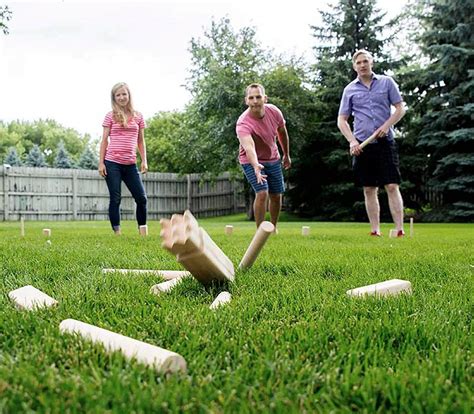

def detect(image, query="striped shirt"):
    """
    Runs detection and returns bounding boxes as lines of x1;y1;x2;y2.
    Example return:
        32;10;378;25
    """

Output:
102;111;146;165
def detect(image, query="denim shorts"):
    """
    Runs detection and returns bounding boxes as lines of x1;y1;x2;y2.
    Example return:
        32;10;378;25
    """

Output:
241;160;285;194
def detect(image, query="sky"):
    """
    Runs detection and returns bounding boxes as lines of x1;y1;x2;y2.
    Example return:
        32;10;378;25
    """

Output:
1;0;407;141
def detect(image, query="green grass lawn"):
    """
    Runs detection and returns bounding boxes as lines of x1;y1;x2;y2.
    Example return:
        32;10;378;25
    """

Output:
0;217;472;413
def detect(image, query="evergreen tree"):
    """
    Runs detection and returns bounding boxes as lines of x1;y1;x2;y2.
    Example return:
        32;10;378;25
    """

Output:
54;140;73;168
26;144;47;167
403;0;474;221
290;0;399;220
3;147;22;166
77;146;98;170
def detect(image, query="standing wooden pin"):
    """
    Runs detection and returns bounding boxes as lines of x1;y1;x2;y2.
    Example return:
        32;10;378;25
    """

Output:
225;225;233;235
139;224;148;236
410;217;414;237
20;217;25;237
301;226;310;236
43;228;51;237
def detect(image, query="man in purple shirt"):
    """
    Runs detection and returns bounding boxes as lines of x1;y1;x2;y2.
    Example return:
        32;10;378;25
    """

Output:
337;50;406;236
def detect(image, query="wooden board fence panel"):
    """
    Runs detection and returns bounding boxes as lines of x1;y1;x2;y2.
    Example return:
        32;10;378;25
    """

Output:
0;165;245;221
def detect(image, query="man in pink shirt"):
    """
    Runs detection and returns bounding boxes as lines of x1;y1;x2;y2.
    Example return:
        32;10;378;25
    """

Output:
236;83;291;229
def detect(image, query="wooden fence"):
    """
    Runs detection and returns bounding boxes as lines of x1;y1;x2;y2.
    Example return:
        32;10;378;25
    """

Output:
0;165;245;221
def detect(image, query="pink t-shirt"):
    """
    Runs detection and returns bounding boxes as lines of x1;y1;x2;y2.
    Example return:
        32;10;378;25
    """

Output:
102;111;146;165
235;104;285;164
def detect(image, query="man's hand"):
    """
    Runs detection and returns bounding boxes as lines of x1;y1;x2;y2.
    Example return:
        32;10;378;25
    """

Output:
282;154;292;170
254;163;267;184
350;141;362;156
375;124;390;138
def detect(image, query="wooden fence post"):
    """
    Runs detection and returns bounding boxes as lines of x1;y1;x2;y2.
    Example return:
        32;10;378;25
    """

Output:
187;174;193;212
3;165;9;221
72;170;78;220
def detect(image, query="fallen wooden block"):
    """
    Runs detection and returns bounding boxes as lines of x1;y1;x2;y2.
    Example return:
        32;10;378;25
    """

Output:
102;269;189;280
301;226;310;236
209;291;231;310
9;285;58;310
239;221;274;270
389;229;397;238
59;319;186;374
346;279;412;297
225;225;233;235
43;228;51;236
160;210;235;284
150;274;188;295
139;225;148;236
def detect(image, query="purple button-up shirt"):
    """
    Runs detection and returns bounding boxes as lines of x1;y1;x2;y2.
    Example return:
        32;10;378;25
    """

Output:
338;73;403;142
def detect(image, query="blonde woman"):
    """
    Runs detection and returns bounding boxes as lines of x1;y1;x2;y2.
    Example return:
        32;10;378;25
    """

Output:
99;82;148;235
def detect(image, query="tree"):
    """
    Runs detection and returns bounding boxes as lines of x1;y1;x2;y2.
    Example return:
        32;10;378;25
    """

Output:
401;0;474;221
0;119;88;165
3;147;22;166
54;140;74;168
26;144;47;167
0;5;12;35
184;17;264;174
146;111;190;173
290;0;399;220
77;146;98;170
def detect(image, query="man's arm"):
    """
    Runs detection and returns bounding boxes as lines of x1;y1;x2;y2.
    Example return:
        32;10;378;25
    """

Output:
374;102;406;137
238;134;267;184
277;125;291;169
337;115;362;156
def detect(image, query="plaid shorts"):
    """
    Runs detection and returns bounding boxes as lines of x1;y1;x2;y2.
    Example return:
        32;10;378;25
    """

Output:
241;160;285;194
353;138;401;187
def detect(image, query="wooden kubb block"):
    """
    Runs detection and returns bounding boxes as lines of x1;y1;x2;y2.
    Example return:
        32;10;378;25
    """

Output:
9;285;58;310
160;210;234;284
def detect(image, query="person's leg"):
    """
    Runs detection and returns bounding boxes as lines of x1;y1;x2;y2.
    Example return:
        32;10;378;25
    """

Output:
363;186;380;234
122;164;147;227
241;163;269;228
254;191;268;228
385;183;404;232
268;193;282;227
264;161;285;230
380;140;403;234
104;160;122;234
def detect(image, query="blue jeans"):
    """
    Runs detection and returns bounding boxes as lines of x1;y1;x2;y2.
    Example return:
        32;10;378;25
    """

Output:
104;160;147;230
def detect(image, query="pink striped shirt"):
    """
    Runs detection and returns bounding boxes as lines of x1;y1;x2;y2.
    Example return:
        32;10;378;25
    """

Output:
102;111;146;165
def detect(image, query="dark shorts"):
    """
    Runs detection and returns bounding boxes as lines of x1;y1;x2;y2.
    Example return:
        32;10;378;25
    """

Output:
353;138;401;187
241;160;285;194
